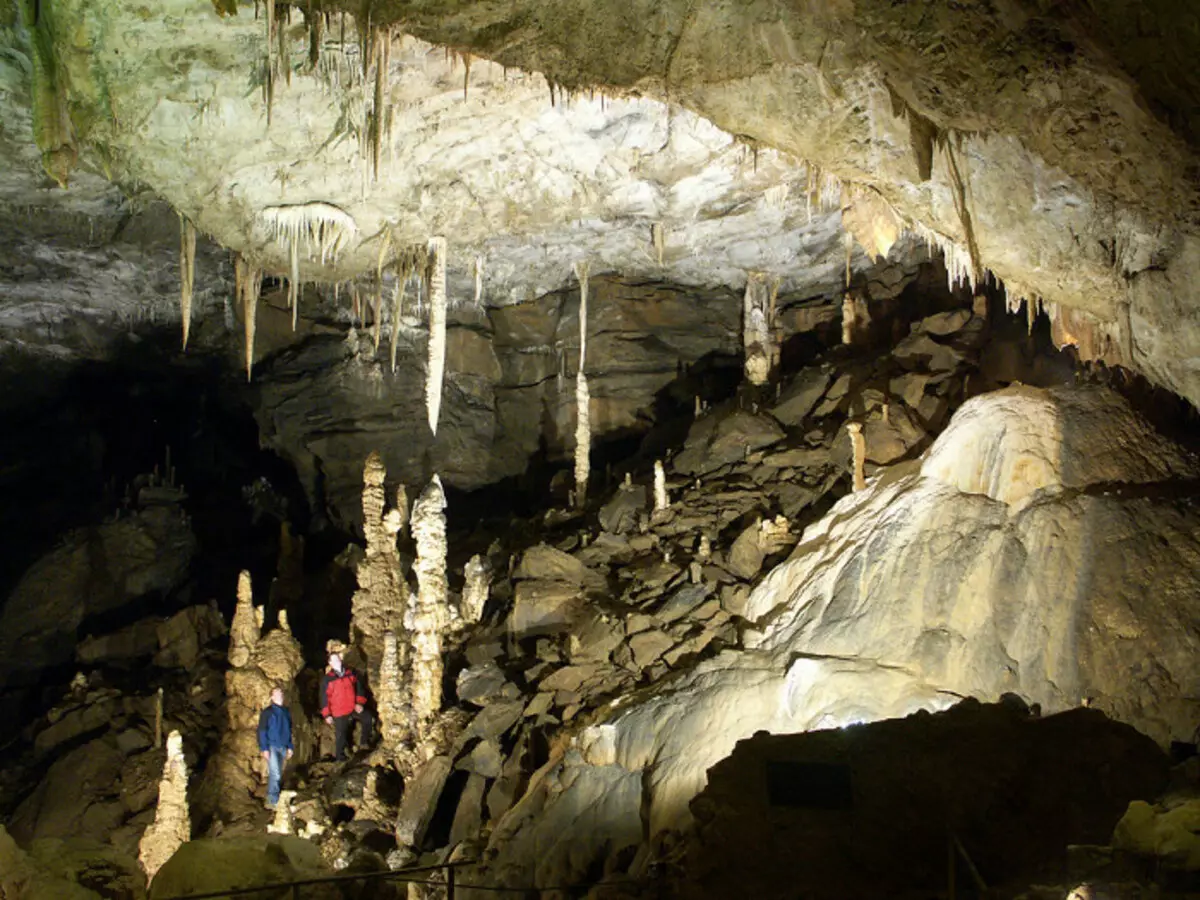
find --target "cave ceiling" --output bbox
[1,0,1200,403]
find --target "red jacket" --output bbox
[320,667,366,718]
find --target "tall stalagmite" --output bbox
[349,452,408,688]
[743,272,772,385]
[408,476,448,741]
[229,570,259,668]
[376,629,407,757]
[179,215,196,350]
[203,576,304,821]
[426,236,447,435]
[138,730,190,883]
[573,260,591,508]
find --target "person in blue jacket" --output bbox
[257,686,293,809]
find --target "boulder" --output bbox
[770,367,832,427]
[154,605,226,669]
[598,484,647,534]
[514,544,607,595]
[456,661,512,707]
[673,410,785,476]
[76,619,161,665]
[510,580,586,637]
[394,756,453,849]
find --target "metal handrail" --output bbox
[156,859,477,899]
[156,858,642,900]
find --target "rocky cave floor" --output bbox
[3,281,1200,900]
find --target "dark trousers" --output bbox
[333,708,374,760]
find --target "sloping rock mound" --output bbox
[482,384,1200,889]
[147,836,331,899]
[922,385,1197,505]
[684,699,1168,899]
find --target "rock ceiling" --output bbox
[2,0,1200,403]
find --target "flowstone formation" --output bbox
[137,730,189,883]
[203,573,304,823]
[476,383,1200,890]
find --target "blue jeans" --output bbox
[265,747,288,805]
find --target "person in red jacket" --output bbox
[319,651,375,761]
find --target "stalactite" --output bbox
[390,276,406,374]
[179,214,197,350]
[238,256,262,382]
[138,730,190,883]
[574,260,591,508]
[651,222,665,266]
[261,203,357,332]
[277,4,291,87]
[265,0,276,126]
[373,272,383,352]
[653,460,668,512]
[848,422,866,492]
[426,236,448,435]
[473,255,484,306]
[229,570,259,668]
[409,476,448,741]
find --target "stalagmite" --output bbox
[460,554,491,625]
[266,790,296,835]
[842,291,870,345]
[350,452,408,690]
[574,260,591,508]
[426,236,447,435]
[376,630,406,756]
[138,731,190,883]
[179,215,196,350]
[653,460,669,512]
[204,571,304,822]
[229,570,259,668]
[848,422,866,492]
[743,272,772,385]
[409,476,448,737]
[154,687,164,749]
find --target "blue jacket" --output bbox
[257,703,293,752]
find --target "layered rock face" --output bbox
[482,384,1200,888]
[253,268,922,527]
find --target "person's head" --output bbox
[329,652,343,673]
[270,686,284,706]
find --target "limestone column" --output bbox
[409,476,448,740]
[138,730,190,883]
[743,272,772,384]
